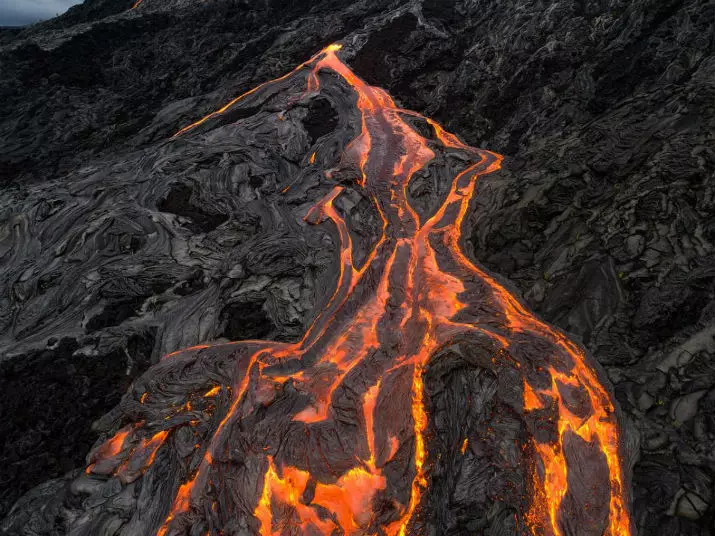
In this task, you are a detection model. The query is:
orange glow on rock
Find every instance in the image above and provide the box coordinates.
[97,426,132,457]
[363,384,380,469]
[202,385,221,397]
[115,429,169,483]
[523,379,546,411]
[86,424,135,474]
[81,43,633,536]
[254,457,386,536]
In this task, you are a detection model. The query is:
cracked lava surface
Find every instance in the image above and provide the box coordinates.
[83,44,634,536]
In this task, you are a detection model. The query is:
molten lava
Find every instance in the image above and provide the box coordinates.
[86,44,633,535]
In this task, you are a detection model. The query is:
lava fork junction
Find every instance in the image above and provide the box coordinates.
[75,44,634,536]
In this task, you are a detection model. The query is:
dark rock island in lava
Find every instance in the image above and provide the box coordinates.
[6,43,636,536]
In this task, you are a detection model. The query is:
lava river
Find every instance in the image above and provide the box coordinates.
[82,44,634,536]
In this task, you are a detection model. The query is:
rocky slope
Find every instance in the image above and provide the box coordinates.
[0,0,714,534]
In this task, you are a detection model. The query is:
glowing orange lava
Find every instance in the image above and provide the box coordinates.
[90,44,632,536]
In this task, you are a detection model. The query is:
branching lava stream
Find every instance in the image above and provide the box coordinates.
[85,44,633,536]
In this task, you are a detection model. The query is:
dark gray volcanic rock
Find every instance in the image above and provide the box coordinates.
[0,37,639,536]
[0,0,713,534]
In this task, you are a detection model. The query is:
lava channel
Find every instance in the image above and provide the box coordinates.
[83,43,634,536]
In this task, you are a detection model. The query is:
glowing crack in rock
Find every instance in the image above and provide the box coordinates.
[86,44,633,536]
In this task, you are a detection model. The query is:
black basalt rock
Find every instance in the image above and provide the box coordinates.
[0,0,714,534]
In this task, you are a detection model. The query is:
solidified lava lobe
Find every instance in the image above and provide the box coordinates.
[86,44,633,536]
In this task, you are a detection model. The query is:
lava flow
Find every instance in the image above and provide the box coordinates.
[84,44,633,536]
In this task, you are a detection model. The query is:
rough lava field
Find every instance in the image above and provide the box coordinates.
[0,1,714,535]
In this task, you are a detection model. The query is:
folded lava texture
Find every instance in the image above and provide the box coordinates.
[1,1,714,535]
[4,41,638,536]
